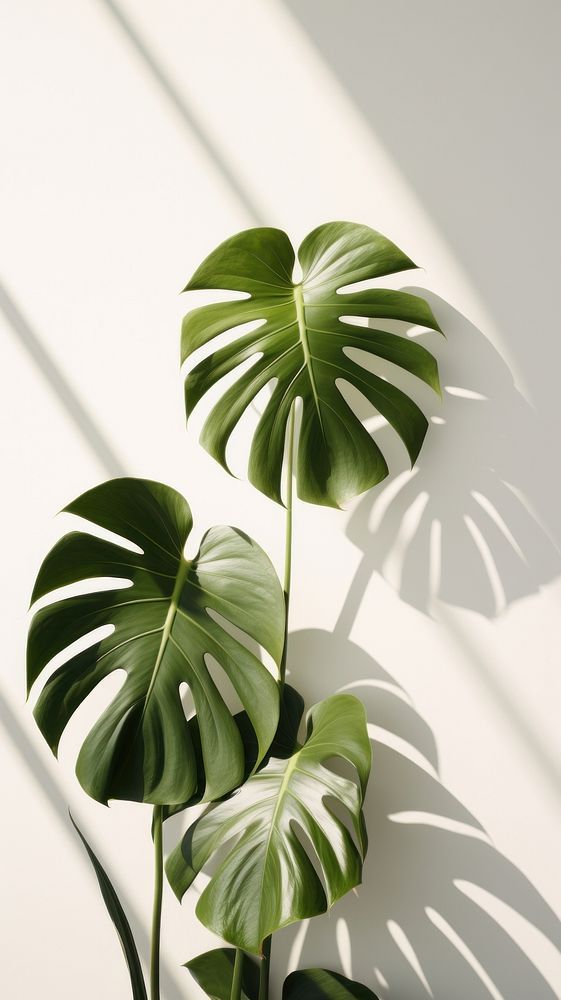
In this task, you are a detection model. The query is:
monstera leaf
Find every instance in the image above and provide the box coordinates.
[166,694,371,954]
[182,221,442,507]
[27,478,283,805]
[283,969,379,1000]
[185,952,379,1000]
[185,948,259,1000]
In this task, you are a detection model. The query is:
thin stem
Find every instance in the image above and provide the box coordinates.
[230,948,244,1000]
[259,406,296,1000]
[258,936,271,1000]
[150,805,164,1000]
[279,403,295,689]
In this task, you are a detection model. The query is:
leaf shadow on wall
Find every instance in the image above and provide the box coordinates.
[282,0,560,476]
[338,290,561,629]
[0,283,190,1000]
[275,629,561,1000]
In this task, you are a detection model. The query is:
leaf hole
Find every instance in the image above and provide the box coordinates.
[55,668,127,765]
[322,791,362,855]
[205,606,276,676]
[179,681,196,722]
[181,318,266,376]
[204,652,244,715]
[58,513,144,555]
[289,819,329,896]
[28,623,116,698]
[223,375,278,480]
[31,576,132,613]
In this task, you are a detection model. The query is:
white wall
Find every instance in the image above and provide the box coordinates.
[1,2,560,998]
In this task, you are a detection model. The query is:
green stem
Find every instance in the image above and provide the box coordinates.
[260,406,296,1000]
[230,948,244,1000]
[258,936,271,1000]
[150,805,163,1000]
[279,403,295,689]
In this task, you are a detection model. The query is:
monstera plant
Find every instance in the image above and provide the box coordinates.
[26,222,442,1000]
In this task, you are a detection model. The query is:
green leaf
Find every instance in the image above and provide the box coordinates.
[28,478,283,805]
[166,694,371,954]
[182,222,442,508]
[186,948,259,1000]
[283,969,379,1000]
[154,716,205,831]
[232,682,306,780]
[70,813,147,1000]
[185,954,379,1000]
[160,685,305,829]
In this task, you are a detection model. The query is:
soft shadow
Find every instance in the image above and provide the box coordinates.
[0,285,188,995]
[0,690,186,1000]
[340,291,561,625]
[274,629,561,999]
[0,280,125,478]
[97,0,264,223]
[282,0,560,430]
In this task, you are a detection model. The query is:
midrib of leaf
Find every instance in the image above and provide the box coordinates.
[257,751,300,943]
[140,556,190,720]
[293,282,326,439]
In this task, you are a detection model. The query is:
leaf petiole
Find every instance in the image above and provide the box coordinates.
[229,948,244,1000]
[150,805,164,1000]
[258,937,271,1000]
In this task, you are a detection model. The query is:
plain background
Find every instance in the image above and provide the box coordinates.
[1,2,560,998]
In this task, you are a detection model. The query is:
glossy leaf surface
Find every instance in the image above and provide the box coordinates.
[186,948,259,1000]
[186,956,379,1000]
[182,222,441,507]
[283,969,379,1000]
[28,478,283,804]
[166,694,371,954]
[160,685,304,828]
[70,814,147,1000]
